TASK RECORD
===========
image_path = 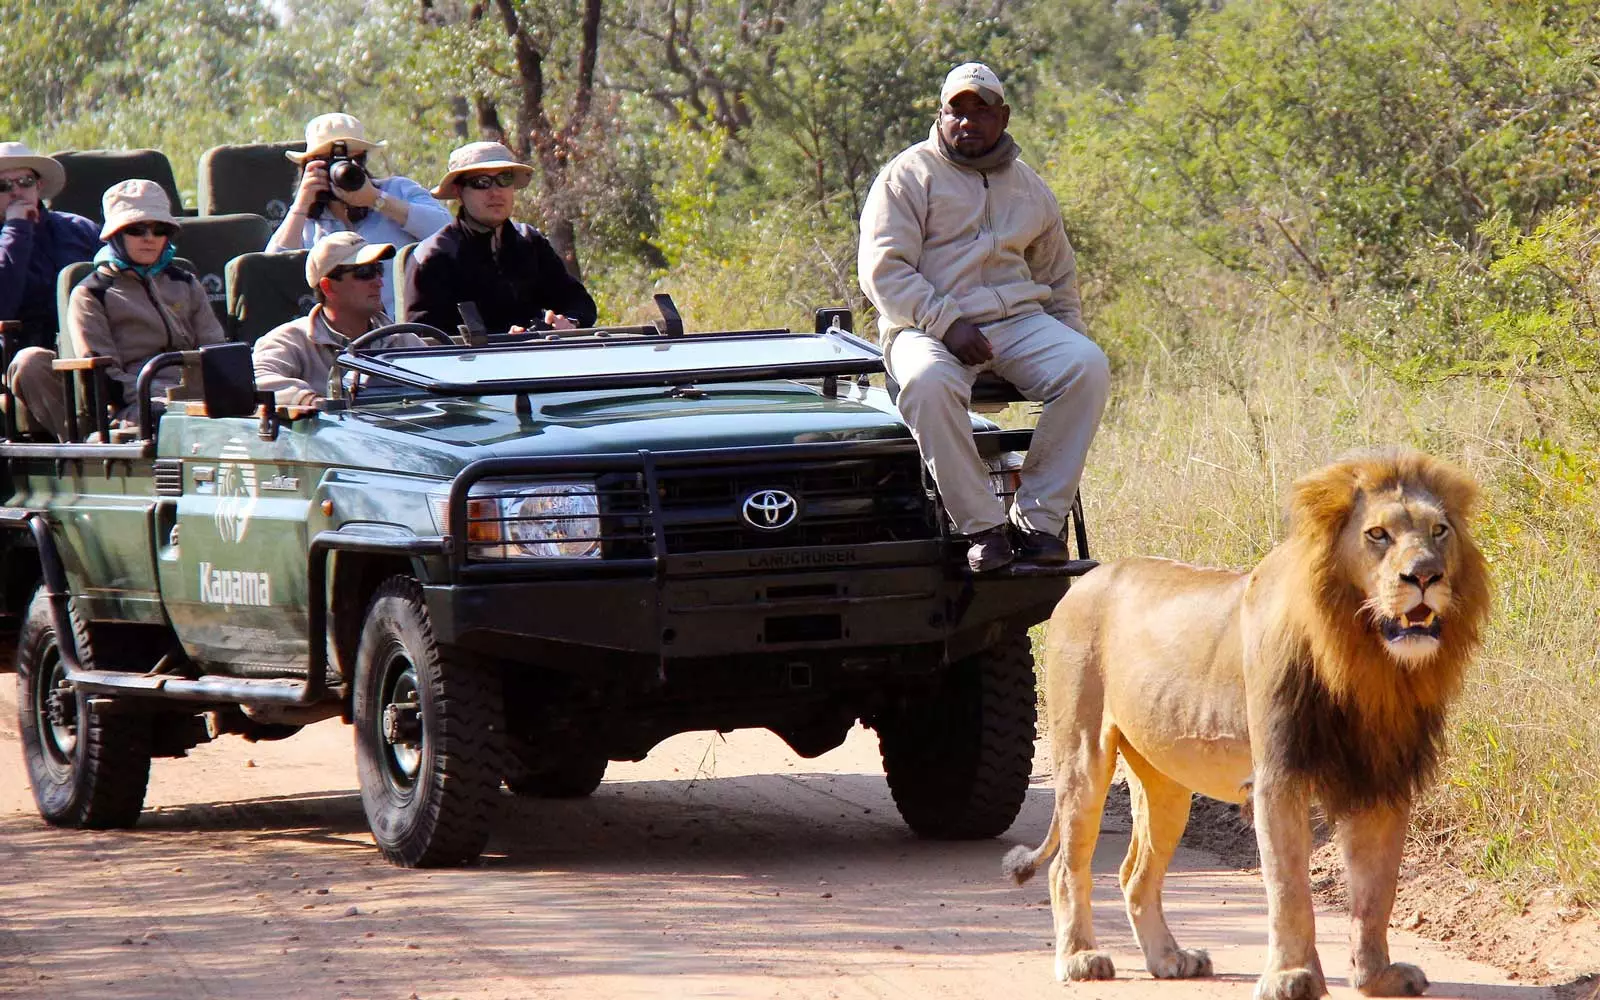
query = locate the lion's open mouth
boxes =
[1379,604,1442,641]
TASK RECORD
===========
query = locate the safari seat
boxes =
[47,149,186,223]
[197,141,305,221]
[173,214,274,327]
[226,250,313,345]
[391,242,419,322]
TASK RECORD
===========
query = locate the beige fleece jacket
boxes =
[252,306,423,405]
[858,126,1083,342]
[66,264,225,404]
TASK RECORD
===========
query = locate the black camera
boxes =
[309,141,369,217]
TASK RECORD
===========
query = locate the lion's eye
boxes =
[1432,522,1449,538]
[1365,526,1390,543]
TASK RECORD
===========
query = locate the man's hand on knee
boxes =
[944,318,994,366]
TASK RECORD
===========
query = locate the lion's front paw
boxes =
[1056,950,1115,981]
[1149,947,1213,979]
[1355,962,1428,997]
[1253,968,1328,1000]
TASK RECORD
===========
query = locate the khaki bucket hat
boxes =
[430,141,534,200]
[0,142,67,200]
[286,113,388,165]
[100,179,180,240]
[306,231,396,287]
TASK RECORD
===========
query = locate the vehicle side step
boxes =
[982,559,1099,578]
[66,670,329,705]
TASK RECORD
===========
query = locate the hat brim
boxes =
[309,242,397,286]
[286,138,388,165]
[0,155,67,201]
[430,162,534,200]
[100,207,181,241]
[940,83,1004,107]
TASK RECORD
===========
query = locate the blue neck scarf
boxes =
[96,237,177,279]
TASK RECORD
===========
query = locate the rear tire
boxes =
[16,586,151,829]
[504,748,607,799]
[353,577,503,867]
[876,628,1037,839]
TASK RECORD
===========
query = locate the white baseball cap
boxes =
[940,63,1005,107]
[306,232,395,287]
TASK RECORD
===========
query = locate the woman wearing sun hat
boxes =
[403,140,595,336]
[0,142,99,350]
[10,179,224,439]
[266,113,450,316]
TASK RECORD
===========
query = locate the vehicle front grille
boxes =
[602,454,936,556]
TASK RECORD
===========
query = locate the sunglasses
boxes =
[0,174,39,194]
[120,222,178,239]
[462,171,518,191]
[330,262,385,282]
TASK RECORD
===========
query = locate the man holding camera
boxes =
[404,141,596,335]
[266,113,450,315]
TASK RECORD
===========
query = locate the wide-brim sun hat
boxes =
[99,179,180,240]
[430,141,534,200]
[306,231,396,287]
[0,142,67,201]
[286,113,388,165]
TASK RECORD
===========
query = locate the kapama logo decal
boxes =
[214,440,259,544]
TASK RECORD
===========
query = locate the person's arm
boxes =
[403,248,464,333]
[267,163,330,252]
[857,167,962,341]
[0,218,37,319]
[525,227,598,327]
[67,283,135,400]
[252,329,318,405]
[377,178,452,241]
[1025,186,1086,336]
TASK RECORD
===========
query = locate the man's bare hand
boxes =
[338,177,380,209]
[943,318,993,366]
[4,200,37,223]
[292,163,330,213]
[544,310,576,330]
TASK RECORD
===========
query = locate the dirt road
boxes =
[0,681,1551,1000]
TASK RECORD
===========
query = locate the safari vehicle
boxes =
[0,299,1093,867]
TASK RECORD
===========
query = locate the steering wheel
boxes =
[345,322,455,352]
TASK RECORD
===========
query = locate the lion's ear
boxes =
[1289,462,1360,539]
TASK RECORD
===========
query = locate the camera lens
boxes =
[329,159,367,192]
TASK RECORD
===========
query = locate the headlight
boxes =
[429,481,603,559]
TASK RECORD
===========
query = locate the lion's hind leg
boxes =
[1119,744,1214,979]
[1038,725,1122,982]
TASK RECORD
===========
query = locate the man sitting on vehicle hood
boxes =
[253,232,424,407]
[404,141,596,335]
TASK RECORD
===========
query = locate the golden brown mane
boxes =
[1273,450,1492,814]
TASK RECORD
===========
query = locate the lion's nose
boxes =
[1400,568,1442,592]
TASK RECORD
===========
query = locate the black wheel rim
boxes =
[32,642,78,782]
[376,643,424,795]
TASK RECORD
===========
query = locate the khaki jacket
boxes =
[253,306,422,405]
[858,127,1083,342]
[66,264,226,404]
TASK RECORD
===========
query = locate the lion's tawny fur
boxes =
[1005,450,1491,996]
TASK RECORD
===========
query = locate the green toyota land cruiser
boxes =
[0,301,1093,867]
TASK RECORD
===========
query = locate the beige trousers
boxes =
[7,347,68,441]
[887,310,1110,537]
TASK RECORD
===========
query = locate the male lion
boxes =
[1002,451,1490,999]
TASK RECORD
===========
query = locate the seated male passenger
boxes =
[11,180,222,440]
[0,143,99,349]
[253,232,424,407]
[404,141,596,334]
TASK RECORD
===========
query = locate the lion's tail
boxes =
[1000,811,1061,886]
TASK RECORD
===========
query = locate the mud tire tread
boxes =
[354,577,503,867]
[16,586,151,829]
[877,628,1036,840]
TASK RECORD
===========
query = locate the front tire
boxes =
[16,586,151,829]
[876,628,1037,839]
[353,577,504,867]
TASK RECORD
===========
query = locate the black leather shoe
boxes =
[966,525,1015,573]
[1011,526,1070,564]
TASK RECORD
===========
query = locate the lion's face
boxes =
[1337,487,1460,664]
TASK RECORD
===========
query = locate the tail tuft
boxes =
[1001,843,1040,885]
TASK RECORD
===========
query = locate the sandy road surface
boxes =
[0,681,1550,1000]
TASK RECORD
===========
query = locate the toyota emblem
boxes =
[742,488,798,530]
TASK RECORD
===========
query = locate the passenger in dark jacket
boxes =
[404,142,596,335]
[0,143,99,348]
